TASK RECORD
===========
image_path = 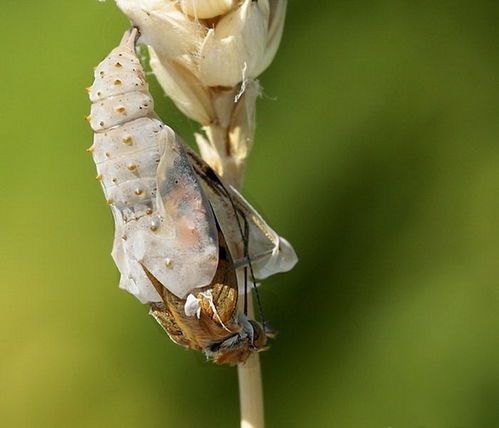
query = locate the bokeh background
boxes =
[1,1,498,427]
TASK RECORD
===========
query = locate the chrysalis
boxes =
[87,29,219,303]
[87,29,297,364]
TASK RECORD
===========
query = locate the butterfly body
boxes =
[148,230,268,365]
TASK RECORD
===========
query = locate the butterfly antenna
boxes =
[243,266,249,315]
[208,176,267,325]
[188,155,268,326]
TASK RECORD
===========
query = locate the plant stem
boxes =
[220,126,264,428]
[238,293,264,428]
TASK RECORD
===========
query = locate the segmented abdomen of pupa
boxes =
[87,30,219,303]
[88,31,160,220]
[87,31,164,302]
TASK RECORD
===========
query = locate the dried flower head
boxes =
[115,0,287,187]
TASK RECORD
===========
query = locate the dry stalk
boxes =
[238,293,264,428]
[114,1,288,426]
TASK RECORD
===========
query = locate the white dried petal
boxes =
[255,0,287,76]
[200,125,243,186]
[228,79,260,162]
[198,0,269,87]
[195,132,223,176]
[149,47,215,124]
[116,0,205,59]
[179,0,236,19]
[211,87,238,129]
[203,125,228,156]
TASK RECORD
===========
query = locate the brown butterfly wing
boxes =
[144,226,241,352]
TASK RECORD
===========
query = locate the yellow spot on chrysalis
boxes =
[106,199,113,205]
[150,217,160,231]
[146,208,153,215]
[114,79,122,86]
[85,86,92,93]
[115,62,122,68]
[86,146,94,153]
[105,152,110,158]
[84,115,91,122]
[122,235,127,241]
[134,189,144,196]
[165,259,173,269]
[96,174,103,181]
[122,135,133,145]
[116,106,126,113]
[127,163,137,171]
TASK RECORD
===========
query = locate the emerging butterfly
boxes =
[86,29,297,365]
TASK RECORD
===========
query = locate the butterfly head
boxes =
[204,314,272,365]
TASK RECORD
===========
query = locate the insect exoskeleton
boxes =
[88,28,222,298]
[88,29,158,221]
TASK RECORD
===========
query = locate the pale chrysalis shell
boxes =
[88,30,219,302]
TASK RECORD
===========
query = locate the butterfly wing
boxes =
[225,186,298,279]
[186,148,298,284]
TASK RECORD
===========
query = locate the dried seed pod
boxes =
[198,0,270,87]
[115,0,289,189]
[148,48,215,125]
[179,0,236,19]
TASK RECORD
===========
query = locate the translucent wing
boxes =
[225,187,297,278]
[123,129,219,299]
[186,148,298,285]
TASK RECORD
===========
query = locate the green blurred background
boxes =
[1,1,498,427]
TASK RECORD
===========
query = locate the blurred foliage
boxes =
[1,1,498,427]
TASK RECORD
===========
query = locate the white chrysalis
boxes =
[87,30,219,302]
